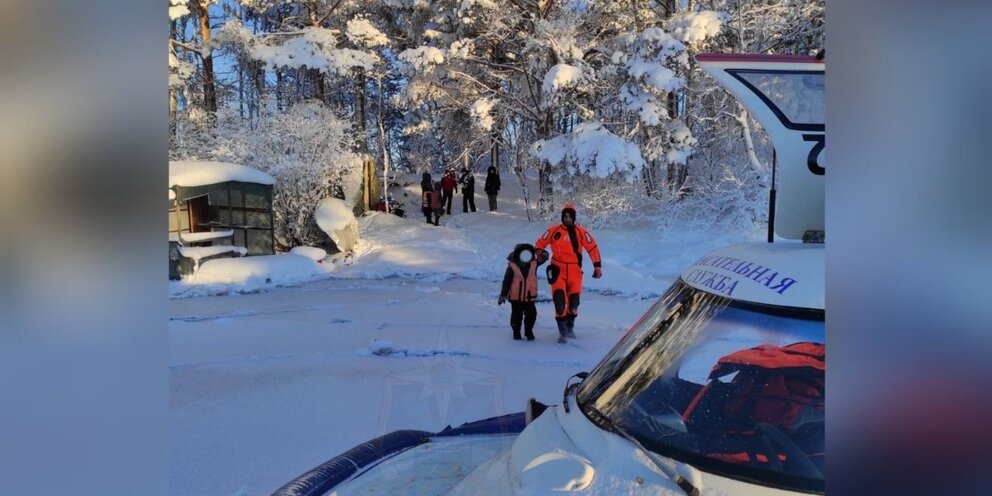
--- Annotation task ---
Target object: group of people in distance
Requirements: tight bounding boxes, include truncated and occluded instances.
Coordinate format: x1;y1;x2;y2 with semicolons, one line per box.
420;166;501;226
498;204;603;344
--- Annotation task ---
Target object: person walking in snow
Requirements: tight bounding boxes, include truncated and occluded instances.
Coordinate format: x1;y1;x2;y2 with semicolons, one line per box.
421;172;434;224
431;181;444;226
440;168;458;215
534;204;603;343
484;166;501;212
498;244;549;341
460;166;477;213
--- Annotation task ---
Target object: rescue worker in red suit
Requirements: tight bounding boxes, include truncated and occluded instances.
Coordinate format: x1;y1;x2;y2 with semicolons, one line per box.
535;204;602;343
497;244;549;340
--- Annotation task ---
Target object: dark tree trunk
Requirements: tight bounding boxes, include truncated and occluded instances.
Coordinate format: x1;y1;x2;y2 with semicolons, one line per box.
195;1;217;114
357;73;368;154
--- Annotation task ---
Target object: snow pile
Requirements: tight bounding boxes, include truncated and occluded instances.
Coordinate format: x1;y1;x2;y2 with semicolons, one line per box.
315;197;359;254
666;11;727;44
178;230;234;243
169;160;274;188
530;122;646;178
181;254;333;294
368;339;394;356
289;246;327;263
345;18;388;47
542;64;583;94
469;98;497;131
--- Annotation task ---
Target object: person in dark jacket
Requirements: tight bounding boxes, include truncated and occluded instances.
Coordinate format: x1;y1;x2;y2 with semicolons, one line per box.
440;168;458;215
421;172;434;224
459;166;476;213
498;244;549;340
484;166;501;212
420;171;433;192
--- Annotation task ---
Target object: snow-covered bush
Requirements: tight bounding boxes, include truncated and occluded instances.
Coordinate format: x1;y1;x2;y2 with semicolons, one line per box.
253;103;357;249
530;122;645;181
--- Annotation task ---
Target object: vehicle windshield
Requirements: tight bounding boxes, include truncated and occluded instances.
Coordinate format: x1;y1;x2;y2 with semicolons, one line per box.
577;280;824;494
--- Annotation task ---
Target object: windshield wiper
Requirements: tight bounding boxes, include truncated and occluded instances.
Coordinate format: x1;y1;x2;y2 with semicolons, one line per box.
583;404;701;496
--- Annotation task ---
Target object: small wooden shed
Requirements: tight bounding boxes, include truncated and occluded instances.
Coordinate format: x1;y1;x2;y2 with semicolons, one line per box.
168;160;276;278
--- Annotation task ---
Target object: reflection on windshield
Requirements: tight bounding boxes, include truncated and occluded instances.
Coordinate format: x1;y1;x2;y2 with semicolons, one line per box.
731;70;825;129
577;281;825;493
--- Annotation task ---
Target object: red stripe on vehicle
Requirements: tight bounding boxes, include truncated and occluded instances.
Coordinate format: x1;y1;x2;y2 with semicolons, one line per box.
695;53;822;64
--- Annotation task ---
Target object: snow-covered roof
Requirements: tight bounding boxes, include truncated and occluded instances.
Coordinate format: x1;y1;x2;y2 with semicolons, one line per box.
680;242;824;310
169;160;275;188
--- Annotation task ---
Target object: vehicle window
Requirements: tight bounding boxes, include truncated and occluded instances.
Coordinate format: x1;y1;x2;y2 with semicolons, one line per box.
577;281;825;493
728;70;825;130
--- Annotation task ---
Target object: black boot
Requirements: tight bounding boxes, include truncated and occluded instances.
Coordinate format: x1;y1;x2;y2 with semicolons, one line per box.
556;319;568;344
524;329;535;341
512;327;522;340
565;315;576;338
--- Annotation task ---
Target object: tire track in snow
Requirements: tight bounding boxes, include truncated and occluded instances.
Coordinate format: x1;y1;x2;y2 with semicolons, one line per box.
171;304;348;323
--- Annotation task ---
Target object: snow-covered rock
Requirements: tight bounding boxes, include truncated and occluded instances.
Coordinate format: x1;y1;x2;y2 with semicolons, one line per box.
289;246;327;263
315;197;359;254
368;339;394;356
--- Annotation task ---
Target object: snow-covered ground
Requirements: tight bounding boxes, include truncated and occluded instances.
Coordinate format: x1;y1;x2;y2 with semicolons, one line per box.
169;173;759;495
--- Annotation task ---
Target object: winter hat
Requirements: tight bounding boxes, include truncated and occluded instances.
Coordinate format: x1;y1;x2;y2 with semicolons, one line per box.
510;243;536;264
561;203;577;223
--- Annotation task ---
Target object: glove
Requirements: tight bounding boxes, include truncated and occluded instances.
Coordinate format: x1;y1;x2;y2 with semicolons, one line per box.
592;267;603;279
536;249;549;264
498;296;506;305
